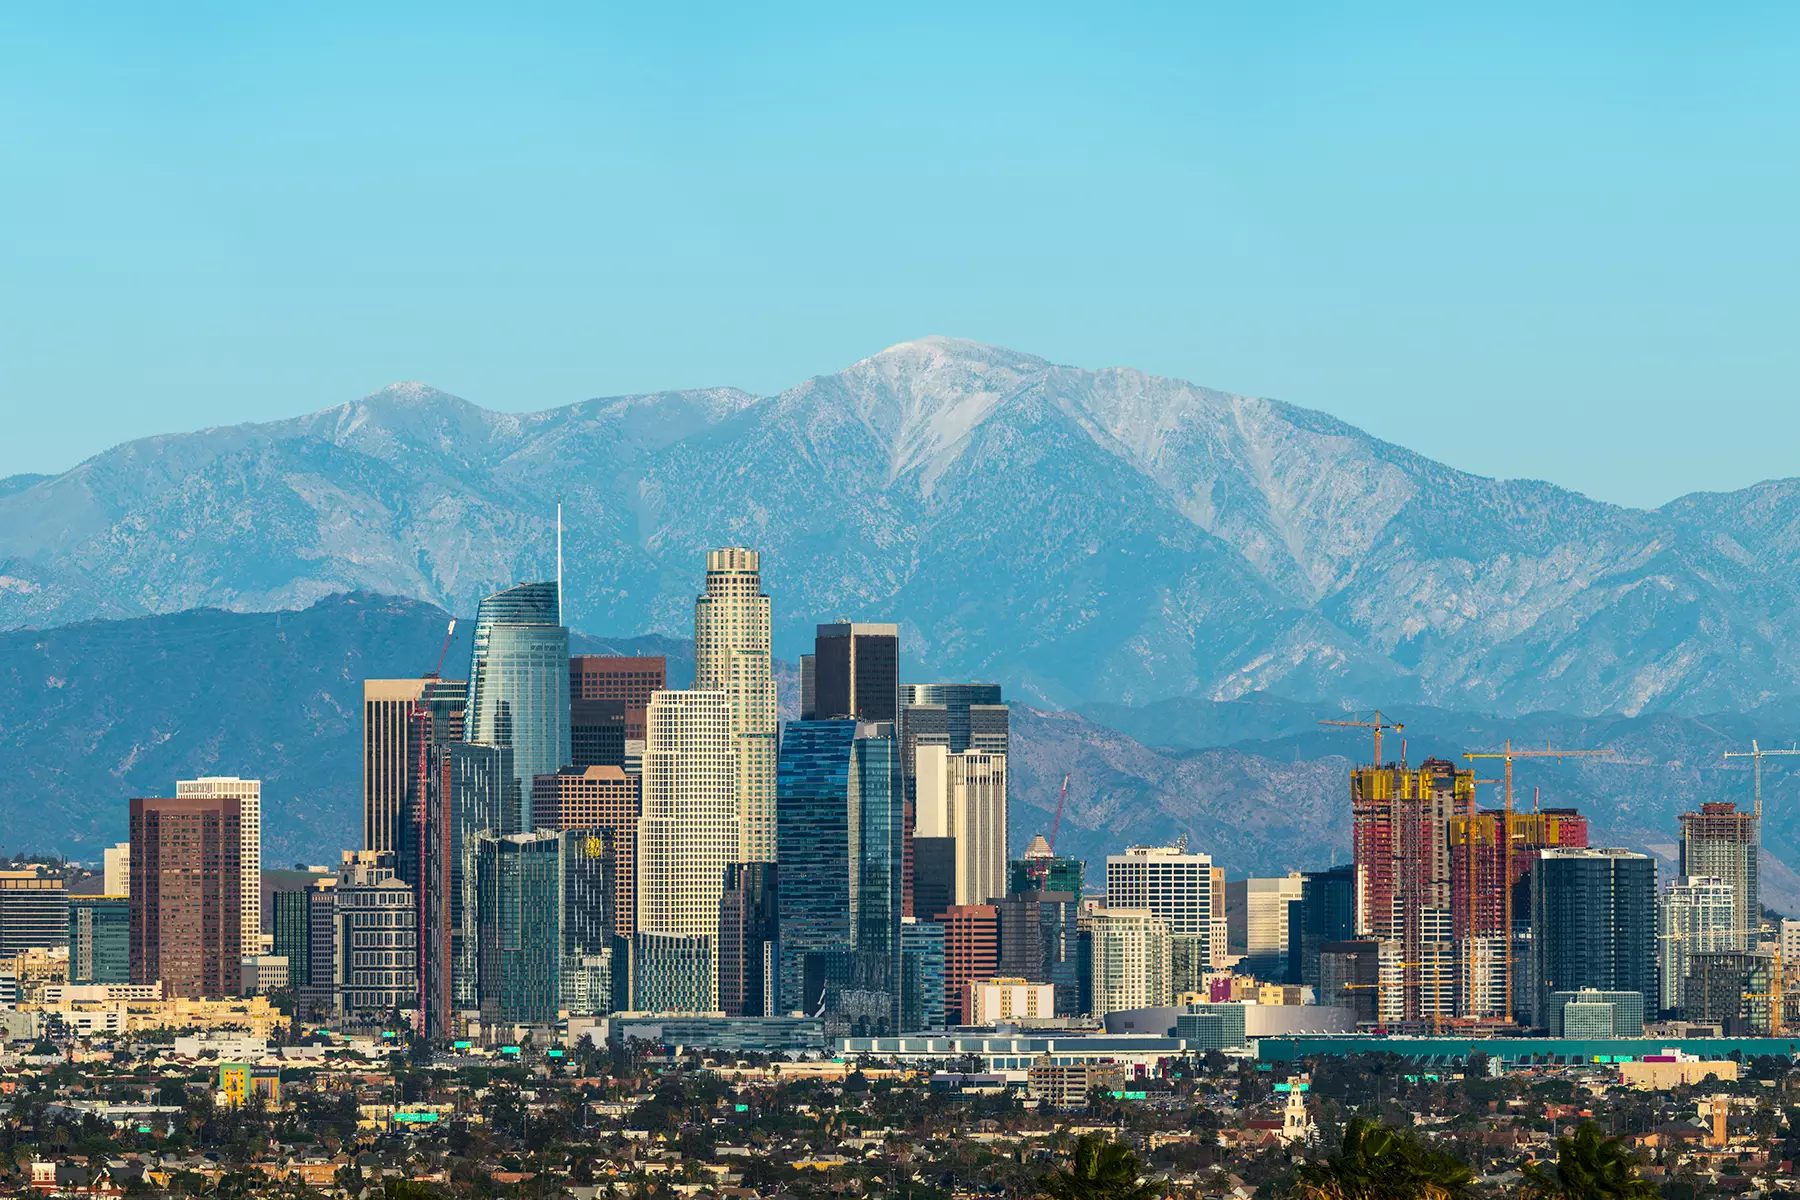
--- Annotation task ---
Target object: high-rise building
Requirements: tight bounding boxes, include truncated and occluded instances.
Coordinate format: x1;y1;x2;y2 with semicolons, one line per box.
434;742;515;1026
1229;873;1303;981
900;917;946;1032
775;720;904;1030
1209;865;1229;970
1683;951;1773;1035
465;581;570;831
298;876;337;1019
176;777;261;952
103;844;130;898
402;678;466;1028
1088;907;1173;1018
329;851;417;1028
1318;939;1381;1025
1680;803;1759;951
694;549;778;863
0;870;68;955
799;655;816;721
717;862;779;1018
130;795;243;998
812;622;899;723
365;679;428;857
570;656;666;769
635;689;735;1012
1352;758;1470;1023
897;682;1006;918
67;896;130;984
1447;806;1588;1017
1658;875;1737;1014
915;745;1008;907
1529;847;1656;1029
533;766;641;943
1009;835;1084;897
1286;865;1356;988
939;904;999;1025
272;890;312;990
1105;842;1212;995
476;830;615;1025
996;890;1083;1017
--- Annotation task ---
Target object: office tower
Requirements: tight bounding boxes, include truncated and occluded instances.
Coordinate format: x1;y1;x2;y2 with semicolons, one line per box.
915;745;1008;907
996;890;1083;1016
476;830;614;1025
1680;802;1759;950
912;834;957;923
635;689;734;1012
176;777;261;952
1209;865;1229;969
570;656;666;769
1352;757;1469;1023
465;581;571;831
365;679;428;855
402;677;466;1028
1010;835;1084;896
1683;951;1772;1035
813;622;899;722
272;890;312;990
1529;847;1656;1029
435;742;515;1024
0;871;69;954
1659;875;1737;1013
1230;873;1303;980
1088;907;1173;1018
1318;939;1381;1025
939;904;999;1025
800;655;816;720
533;766;641;942
775;720;904;1029
900;918;946;1032
67;896;131;984
130;795;243;998
1105;842;1213;994
717;862;779;1018
329;851;417;1028
898;682;1007;918
1287;865;1356;988
298;876;337;1019
104;844;130;898
1448;806;1588;1017
694;549;778;863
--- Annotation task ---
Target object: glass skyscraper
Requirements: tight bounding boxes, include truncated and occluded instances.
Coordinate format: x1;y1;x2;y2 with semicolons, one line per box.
68;896;130;984
442;742;516;1015
465;581;570;832
1529;847;1657;1028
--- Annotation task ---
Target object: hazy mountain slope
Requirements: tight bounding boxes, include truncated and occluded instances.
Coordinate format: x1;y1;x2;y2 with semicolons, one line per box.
5;337;1800;716
5;595;1797;911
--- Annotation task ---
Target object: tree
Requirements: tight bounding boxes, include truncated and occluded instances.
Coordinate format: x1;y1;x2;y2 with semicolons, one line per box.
1295;1117;1473;1200
1519;1120;1658;1200
1037;1134;1159;1200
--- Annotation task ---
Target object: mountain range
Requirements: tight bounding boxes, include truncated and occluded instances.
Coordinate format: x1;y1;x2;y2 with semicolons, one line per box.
8;336;1800;716
8;594;1800;913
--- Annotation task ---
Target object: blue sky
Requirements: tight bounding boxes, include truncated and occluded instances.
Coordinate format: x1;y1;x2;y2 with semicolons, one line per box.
2;3;1795;507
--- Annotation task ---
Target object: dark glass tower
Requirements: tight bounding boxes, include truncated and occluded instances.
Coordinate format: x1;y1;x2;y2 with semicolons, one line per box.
718;862;779;1018
812;623;899;722
272;890;312;989
1529;847;1656;1029
1286;864;1357;987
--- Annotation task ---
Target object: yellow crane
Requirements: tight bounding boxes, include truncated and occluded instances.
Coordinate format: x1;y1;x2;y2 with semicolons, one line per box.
1462;739;1614;1025
1317;710;1406;767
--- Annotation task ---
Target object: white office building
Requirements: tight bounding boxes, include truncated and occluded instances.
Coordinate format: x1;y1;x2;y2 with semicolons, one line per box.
914;746;1008;907
693;548;778;864
177;777;261;947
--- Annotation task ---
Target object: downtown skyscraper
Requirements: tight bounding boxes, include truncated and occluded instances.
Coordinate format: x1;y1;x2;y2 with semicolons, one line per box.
465;581;570;832
693;548;777;864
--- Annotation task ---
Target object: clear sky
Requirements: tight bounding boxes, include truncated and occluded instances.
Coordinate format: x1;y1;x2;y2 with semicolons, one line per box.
2;3;1795;507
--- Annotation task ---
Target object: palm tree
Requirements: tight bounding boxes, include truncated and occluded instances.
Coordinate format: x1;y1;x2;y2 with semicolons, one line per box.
1295;1117;1473;1200
1520;1120;1658;1200
1038;1134;1160;1200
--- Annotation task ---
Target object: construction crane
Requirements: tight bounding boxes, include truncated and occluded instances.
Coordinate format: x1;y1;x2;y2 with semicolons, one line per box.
1722;739;1799;821
1048;774;1071;852
424;619;457;680
1318;711;1406;767
1462;739;1614;1026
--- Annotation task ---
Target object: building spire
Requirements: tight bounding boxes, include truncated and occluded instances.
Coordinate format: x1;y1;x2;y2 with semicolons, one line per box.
555;495;564;622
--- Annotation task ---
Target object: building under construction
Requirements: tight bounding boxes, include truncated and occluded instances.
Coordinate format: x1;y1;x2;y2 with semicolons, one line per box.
1679;802;1759;951
1449;808;1589;1017
1352;757;1473;1025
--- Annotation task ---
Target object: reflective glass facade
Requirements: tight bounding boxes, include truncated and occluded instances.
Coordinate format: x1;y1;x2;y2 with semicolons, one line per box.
68;896;131;984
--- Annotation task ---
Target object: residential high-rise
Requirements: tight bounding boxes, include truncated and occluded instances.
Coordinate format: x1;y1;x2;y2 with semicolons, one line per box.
634;689;735;1012
130;795;243;998
915;745;1008;907
465;581;570;831
900;917;946;1032
176;777;261;952
939;904;999;1025
717;862;779;1018
272;890;312;990
1088;907;1173;1018
67;896;131;984
694;549;778;863
1529;847;1657;1029
1658;875;1737;1014
329;851;416;1028
1287;865;1356;988
476;830;615;1025
364;679;428;856
103;844;130;898
1009;835;1084;897
776;720;904;1030
0;871;68;954
1679;803;1759;950
533;766;641;942
1105;842;1213;994
812;622;899;723
1352;757;1470;1023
